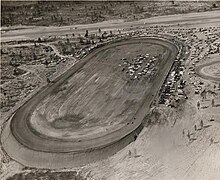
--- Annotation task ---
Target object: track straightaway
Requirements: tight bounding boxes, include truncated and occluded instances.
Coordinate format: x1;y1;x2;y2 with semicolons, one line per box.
1;37;179;169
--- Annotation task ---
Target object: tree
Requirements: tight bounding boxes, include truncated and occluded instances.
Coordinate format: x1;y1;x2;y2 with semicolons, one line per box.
47;77;51;84
213;3;217;8
85;30;89;37
13;68;19;76
45;60;49;67
19;51;22;59
33;53;37;60
38;37;42;43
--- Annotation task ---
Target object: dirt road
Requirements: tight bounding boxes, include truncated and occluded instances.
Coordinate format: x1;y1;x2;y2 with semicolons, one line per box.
1;10;220;42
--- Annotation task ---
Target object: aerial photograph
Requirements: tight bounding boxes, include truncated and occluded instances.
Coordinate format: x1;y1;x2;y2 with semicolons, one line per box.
0;0;220;179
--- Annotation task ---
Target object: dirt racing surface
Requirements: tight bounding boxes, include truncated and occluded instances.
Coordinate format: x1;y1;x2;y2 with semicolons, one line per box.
1;7;220;180
30;40;168;140
2;37;178;168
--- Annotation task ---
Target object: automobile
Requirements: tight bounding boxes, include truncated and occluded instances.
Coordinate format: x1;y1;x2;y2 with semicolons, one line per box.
189;66;194;70
195;90;200;94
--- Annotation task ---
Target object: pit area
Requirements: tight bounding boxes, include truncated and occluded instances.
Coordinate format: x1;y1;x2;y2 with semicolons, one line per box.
2;37;178;168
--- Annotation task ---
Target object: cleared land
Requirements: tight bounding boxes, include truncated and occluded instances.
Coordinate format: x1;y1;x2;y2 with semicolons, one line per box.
2;37;178;168
2;10;220;42
2;9;220;180
30;41;168;140
2;1;217;27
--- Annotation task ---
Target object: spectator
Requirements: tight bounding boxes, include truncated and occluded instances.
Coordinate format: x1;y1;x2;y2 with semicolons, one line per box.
197;101;200;110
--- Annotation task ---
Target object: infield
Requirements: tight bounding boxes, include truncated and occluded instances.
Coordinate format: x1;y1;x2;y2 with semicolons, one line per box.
2;37;179;168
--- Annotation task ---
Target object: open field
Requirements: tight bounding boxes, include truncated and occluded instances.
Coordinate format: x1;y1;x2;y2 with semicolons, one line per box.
2;10;220;43
30;40;167;140
2;1;219;27
1;7;220;180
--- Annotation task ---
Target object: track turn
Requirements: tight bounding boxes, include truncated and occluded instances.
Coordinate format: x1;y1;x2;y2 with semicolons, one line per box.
1;37;179;168
195;60;220;82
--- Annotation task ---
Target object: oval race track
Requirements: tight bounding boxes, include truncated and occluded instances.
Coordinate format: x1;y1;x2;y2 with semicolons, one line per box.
195;60;220;82
1;37;179;169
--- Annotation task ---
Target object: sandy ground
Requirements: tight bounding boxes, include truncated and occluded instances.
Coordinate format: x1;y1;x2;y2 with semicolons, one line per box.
78;27;220;180
1;38;178;170
80;57;220;180
1;10;220;180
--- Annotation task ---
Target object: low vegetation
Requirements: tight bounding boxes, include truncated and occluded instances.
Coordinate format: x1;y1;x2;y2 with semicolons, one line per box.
2;1;220;27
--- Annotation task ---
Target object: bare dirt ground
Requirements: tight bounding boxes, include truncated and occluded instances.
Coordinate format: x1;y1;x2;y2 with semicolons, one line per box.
79;24;220;180
30;41;166;140
2;1;217;27
2;10;220;42
1;38;178;170
1;10;220;180
81;77;220;180
80;60;220;180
